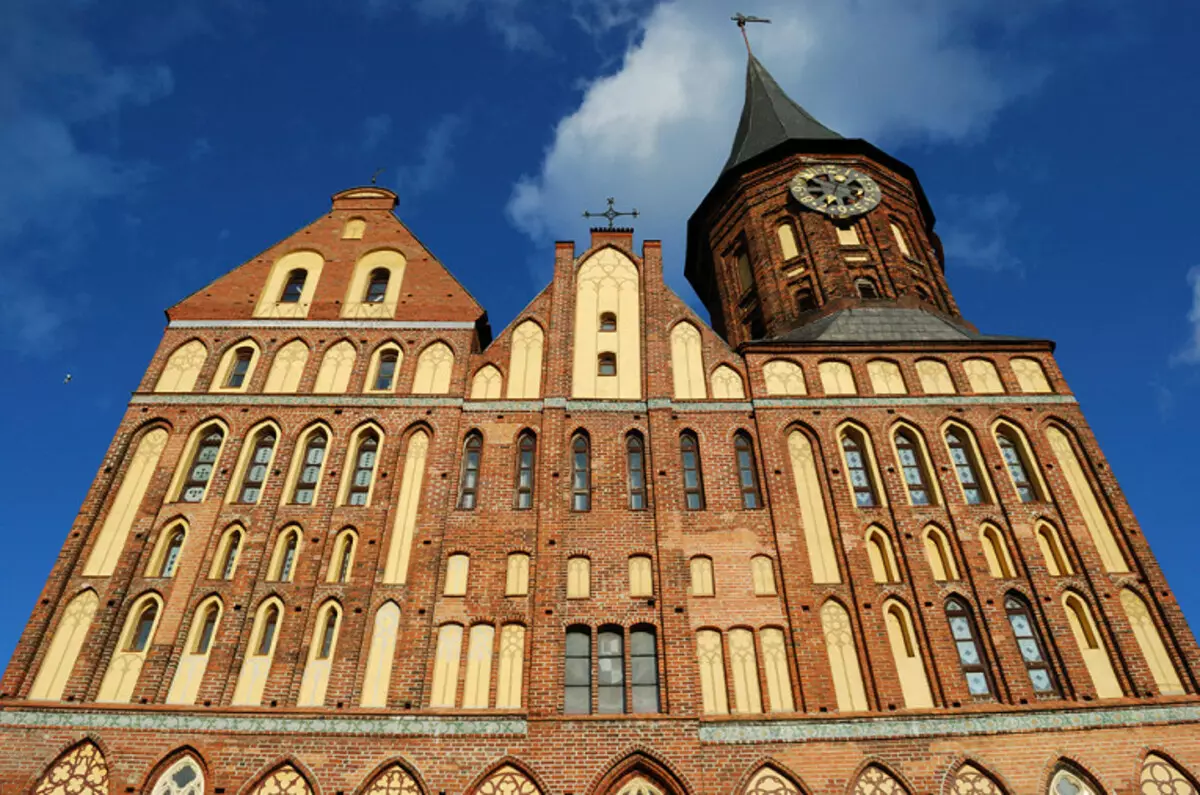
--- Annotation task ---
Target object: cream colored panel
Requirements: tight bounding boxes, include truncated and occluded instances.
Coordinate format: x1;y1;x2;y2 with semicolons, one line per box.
444;554;469;596
430;624;464;707
951;765;1003;795
264;340;309;393
751;556;776;595
360;602;401;708
695;629;728;714
760;627;794;713
476;767;541;795
97;598;161;703
628;555;653;597
963;359;1004;393
763;360;806;396
166;599;221;705
819;361;856;395
884;601;933;708
820;600;868;712
1121;589;1183;694
28;590;99;700
1012;357;1052;393
836;225;860;246
254;250;323;319
866;529;897;583
867;360;906;394
384;431;429;584
890;223;912;256
567;557;590;599
507;321;544;399
313;341;356;394
341;249;406;319
342;218;366;239
413;342;454;394
506;553;530;596
616;778;664;795
710;365;745;399
922;527;957;581
777;224;800;260
155;341;207;393
670;322;706;400
747;767;802;795
34;743;110;795
1036;522;1072;576
1045;426;1128;572
573;248;641;399
251;765;312;795
297;606;340;707
690;557;714;596
232;602;281;706
727;628;762;714
1140;755;1197;795
788;432;838;582
916;360;956;394
84;429;168;577
496;624;525;708
980;525;1014;579
462;624;495;708
471;365;503;399
1063;594;1122;698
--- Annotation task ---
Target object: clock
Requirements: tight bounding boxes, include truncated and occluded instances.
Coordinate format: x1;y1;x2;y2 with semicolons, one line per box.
789;165;881;218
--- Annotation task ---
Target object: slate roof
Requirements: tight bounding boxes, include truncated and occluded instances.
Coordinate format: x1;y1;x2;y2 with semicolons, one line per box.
723;54;842;175
759;307;1034;345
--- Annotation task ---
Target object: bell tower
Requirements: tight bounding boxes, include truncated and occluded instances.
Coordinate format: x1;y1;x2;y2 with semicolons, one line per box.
686;54;969;347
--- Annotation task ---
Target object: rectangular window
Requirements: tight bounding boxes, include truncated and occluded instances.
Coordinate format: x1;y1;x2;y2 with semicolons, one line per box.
630;627;660;713
565;628;591;714
597;628;625;714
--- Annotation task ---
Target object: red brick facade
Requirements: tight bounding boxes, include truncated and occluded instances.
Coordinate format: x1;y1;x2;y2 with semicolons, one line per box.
2;154;1199;794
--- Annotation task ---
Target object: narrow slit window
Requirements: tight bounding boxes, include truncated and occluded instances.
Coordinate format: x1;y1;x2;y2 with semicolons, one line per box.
895;429;933;506
997;429;1038;502
565;627;591;714
571;434;591;511
280;269;306;303
127;602;158;652
946;598;993;697
597;352;617;377
626;433;647;510
218;529;242;580
291;431;327;505
374;350;398;391
841;430;877;508
157;528;185;577
256;606;279;656
225;347;254;388
238;429;276;503
194;603;220;654
457;433;482;510
1005;595;1058;695
347;432;379;506
334;533;355;583
680;432;705;510
317;608;339;659
734;432;762;509
515;432;536;509
364;268;389;303
945;428;985;504
278;532;298;581
180;427;223;503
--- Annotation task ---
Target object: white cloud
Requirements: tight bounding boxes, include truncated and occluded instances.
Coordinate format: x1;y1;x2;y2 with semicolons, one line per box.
395;113;466;201
1171;266;1200;365
506;0;1044;285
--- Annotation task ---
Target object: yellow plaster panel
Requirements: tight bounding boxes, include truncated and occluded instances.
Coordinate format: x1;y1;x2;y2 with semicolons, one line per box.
430;624;463;707
209;341;261;393
166;598;222;705
963;358;1004;393
1045;425;1127;572
233;599;283;706
471;365;503;399
506;553;530;596
254;250;323;319
695;629;728;714
1121;588;1184;694
264;340;309;394
507;320;544;399
496;624;525;708
28;590;98;700
567;557;591;599
97;595;162;703
788;431;839;583
777;223;800;260
670;322;706;399
690;556;714;596
760;627;794;713
1063;593;1122;699
710;365;745;399
383;431;429;583
884;600;933;708
1012;357;1052;393
728;628;763;714
763;360;806;396
342;218;366;239
462;624;495;708
867;360;906;394
341;249;406;319
573;248;641;399
819;361;856;395
413;342;454;394
297;604;341;706
916;359;956;394
84;428;168;576
628;555;653;597
155;340;207;393
360;602;401;707
313;340;356;394
820;600;868;712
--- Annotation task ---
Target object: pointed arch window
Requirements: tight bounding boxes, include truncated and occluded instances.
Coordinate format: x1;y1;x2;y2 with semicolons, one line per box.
180;426;224;502
923;525;958;581
680;431;705;510
690;556;715;596
626;432;647;510
151;757;204;795
193;602;220;655
347;431;379;506
330;530;355;583
996;428;1039;502
946;597;993;697
271;528;300;582
364;268;389;303
506;552;530;596
225;346;254;388
255;604;280;656
291;430;327;504
571;433;591;511
598;625;625;713
734;431;762;509
238;428;276;503
1004;594;1058;694
1036;521;1073;576
1139;754;1198;795
981;524;1016;579
515;431;536;509
945;427;986;504
156;526;186;578
316;605;340;660
454;432;482;509
373;349;399;391
280;269;307;303
565;626;592;714
751;555;777;595
215;527;242;580
127;600;159;652
840;428;878;508
894;428;935;506
1050;769;1100;795
866;527;900;584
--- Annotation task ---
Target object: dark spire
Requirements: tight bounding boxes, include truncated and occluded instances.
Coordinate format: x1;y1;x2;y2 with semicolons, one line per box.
722;54;841;174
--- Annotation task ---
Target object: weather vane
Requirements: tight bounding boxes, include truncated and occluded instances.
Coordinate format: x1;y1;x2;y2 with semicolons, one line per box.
731;12;771;55
370;168;385;185
582;197;639;229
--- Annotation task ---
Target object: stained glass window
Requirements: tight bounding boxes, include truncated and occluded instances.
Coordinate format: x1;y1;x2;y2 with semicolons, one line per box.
841;431;877;508
291;431;327;504
997;431;1036;502
947;598;992;697
239;429;276;503
347;432;379;506
597;626;625;714
946;429;984;504
1005;594;1058;695
181;427;223;502
895;430;932;506
374;350;398;391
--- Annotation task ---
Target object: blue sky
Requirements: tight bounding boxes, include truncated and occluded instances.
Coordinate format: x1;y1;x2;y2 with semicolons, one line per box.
2;0;1199;665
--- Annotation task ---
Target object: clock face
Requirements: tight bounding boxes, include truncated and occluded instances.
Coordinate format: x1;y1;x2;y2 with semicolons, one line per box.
789;165;881;218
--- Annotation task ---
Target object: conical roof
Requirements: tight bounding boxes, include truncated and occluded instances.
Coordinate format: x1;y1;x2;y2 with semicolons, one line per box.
722;54;841;174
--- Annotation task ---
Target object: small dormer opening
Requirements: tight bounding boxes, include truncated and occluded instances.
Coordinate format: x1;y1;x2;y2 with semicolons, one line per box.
599;312;617;332
855;278;880;300
796;288;817;313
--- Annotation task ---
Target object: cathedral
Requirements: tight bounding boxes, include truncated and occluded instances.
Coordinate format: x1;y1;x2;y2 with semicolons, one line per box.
3;52;1199;795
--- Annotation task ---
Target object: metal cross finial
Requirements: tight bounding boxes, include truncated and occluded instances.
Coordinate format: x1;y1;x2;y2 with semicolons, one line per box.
582;197;639;229
731;12;771;55
370;168;385;185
